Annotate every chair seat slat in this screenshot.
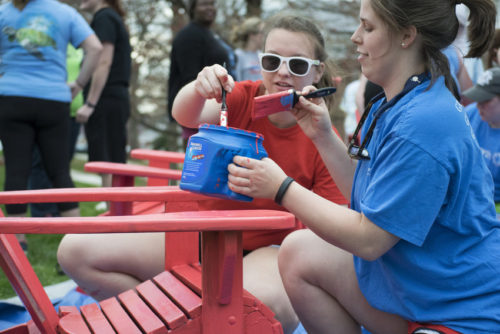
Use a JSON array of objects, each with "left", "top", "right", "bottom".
[
  {"left": 80, "top": 303, "right": 116, "bottom": 334},
  {"left": 118, "top": 290, "right": 167, "bottom": 334},
  {"left": 153, "top": 271, "right": 201, "bottom": 319},
  {"left": 99, "top": 298, "right": 142, "bottom": 334},
  {"left": 136, "top": 280, "right": 188, "bottom": 330}
]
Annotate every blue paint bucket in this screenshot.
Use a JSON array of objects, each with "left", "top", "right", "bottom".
[{"left": 180, "top": 124, "right": 268, "bottom": 201}]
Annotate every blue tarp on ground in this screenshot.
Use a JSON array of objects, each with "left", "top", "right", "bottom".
[{"left": 0, "top": 287, "right": 97, "bottom": 330}]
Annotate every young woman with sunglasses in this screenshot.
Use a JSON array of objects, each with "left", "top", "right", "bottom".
[
  {"left": 227, "top": 1, "right": 500, "bottom": 333},
  {"left": 57, "top": 14, "right": 347, "bottom": 333},
  {"left": 172, "top": 15, "right": 348, "bottom": 333}
]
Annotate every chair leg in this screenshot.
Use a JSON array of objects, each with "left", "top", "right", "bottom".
[
  {"left": 0, "top": 234, "right": 59, "bottom": 334},
  {"left": 201, "top": 231, "right": 244, "bottom": 334}
]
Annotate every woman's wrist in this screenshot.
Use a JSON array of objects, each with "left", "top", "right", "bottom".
[
  {"left": 75, "top": 78, "right": 85, "bottom": 89},
  {"left": 85, "top": 101, "right": 97, "bottom": 108},
  {"left": 275, "top": 176, "right": 294, "bottom": 205},
  {"left": 311, "top": 128, "right": 336, "bottom": 148}
]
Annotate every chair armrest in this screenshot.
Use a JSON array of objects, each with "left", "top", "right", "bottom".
[
  {"left": 130, "top": 149, "right": 185, "bottom": 164},
  {"left": 84, "top": 162, "right": 182, "bottom": 180},
  {"left": 129, "top": 150, "right": 185, "bottom": 186},
  {"left": 0, "top": 210, "right": 295, "bottom": 234},
  {"left": 0, "top": 186, "right": 206, "bottom": 204},
  {"left": 84, "top": 161, "right": 182, "bottom": 187}
]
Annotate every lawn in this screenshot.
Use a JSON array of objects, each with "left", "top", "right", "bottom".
[{"left": 0, "top": 154, "right": 116, "bottom": 299}]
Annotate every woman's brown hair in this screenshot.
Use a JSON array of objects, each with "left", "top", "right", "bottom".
[
  {"left": 370, "top": 0, "right": 496, "bottom": 98},
  {"left": 484, "top": 29, "right": 500, "bottom": 69},
  {"left": 105, "top": 0, "right": 126, "bottom": 19}
]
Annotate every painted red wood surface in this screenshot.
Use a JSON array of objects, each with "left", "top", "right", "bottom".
[
  {"left": 84, "top": 161, "right": 182, "bottom": 181},
  {"left": 130, "top": 149, "right": 185, "bottom": 164},
  {"left": 99, "top": 297, "right": 142, "bottom": 333},
  {"left": 80, "top": 303, "right": 115, "bottom": 334},
  {"left": 118, "top": 289, "right": 167, "bottom": 333},
  {"left": 0, "top": 231, "right": 59, "bottom": 334},
  {"left": 0, "top": 164, "right": 293, "bottom": 334},
  {"left": 172, "top": 264, "right": 202, "bottom": 295},
  {"left": 58, "top": 306, "right": 78, "bottom": 317},
  {"left": 58, "top": 313, "right": 92, "bottom": 334},
  {"left": 136, "top": 280, "right": 188, "bottom": 329},
  {"left": 86, "top": 151, "right": 184, "bottom": 187},
  {"left": 130, "top": 149, "right": 185, "bottom": 186},
  {"left": 0, "top": 210, "right": 295, "bottom": 234},
  {"left": 202, "top": 231, "right": 244, "bottom": 333},
  {"left": 0, "top": 186, "right": 208, "bottom": 204},
  {"left": 154, "top": 271, "right": 202, "bottom": 318}
]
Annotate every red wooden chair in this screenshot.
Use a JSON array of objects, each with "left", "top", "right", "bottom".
[
  {"left": 129, "top": 149, "right": 185, "bottom": 186},
  {"left": 84, "top": 149, "right": 185, "bottom": 216},
  {"left": 0, "top": 186, "right": 295, "bottom": 333}
]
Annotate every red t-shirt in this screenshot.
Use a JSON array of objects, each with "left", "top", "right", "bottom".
[{"left": 198, "top": 80, "right": 348, "bottom": 250}]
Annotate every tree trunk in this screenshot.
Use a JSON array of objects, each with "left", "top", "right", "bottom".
[{"left": 246, "top": 0, "right": 262, "bottom": 17}]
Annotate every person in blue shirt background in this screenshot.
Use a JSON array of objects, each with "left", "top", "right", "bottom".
[
  {"left": 463, "top": 68, "right": 500, "bottom": 211},
  {"left": 0, "top": 0, "right": 102, "bottom": 249},
  {"left": 226, "top": 0, "right": 500, "bottom": 333}
]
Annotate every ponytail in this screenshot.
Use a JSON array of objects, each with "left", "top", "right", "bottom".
[{"left": 461, "top": 0, "right": 496, "bottom": 58}]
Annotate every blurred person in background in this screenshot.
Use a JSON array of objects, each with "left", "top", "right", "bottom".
[
  {"left": 167, "top": 0, "right": 230, "bottom": 150},
  {"left": 231, "top": 16, "right": 264, "bottom": 82},
  {"left": 76, "top": 0, "right": 131, "bottom": 188},
  {"left": 0, "top": 0, "right": 101, "bottom": 251},
  {"left": 463, "top": 68, "right": 500, "bottom": 210},
  {"left": 28, "top": 44, "right": 85, "bottom": 218}
]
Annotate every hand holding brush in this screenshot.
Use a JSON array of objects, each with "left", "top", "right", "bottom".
[{"left": 253, "top": 87, "right": 336, "bottom": 120}]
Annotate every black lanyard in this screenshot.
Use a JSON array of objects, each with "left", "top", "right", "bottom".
[{"left": 348, "top": 73, "right": 427, "bottom": 160}]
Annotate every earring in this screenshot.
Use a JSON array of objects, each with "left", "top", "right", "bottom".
[{"left": 401, "top": 42, "right": 406, "bottom": 47}]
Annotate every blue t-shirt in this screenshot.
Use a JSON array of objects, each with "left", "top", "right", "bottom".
[
  {"left": 466, "top": 103, "right": 500, "bottom": 202},
  {"left": 0, "top": 0, "right": 93, "bottom": 102},
  {"left": 234, "top": 48, "right": 262, "bottom": 82},
  {"left": 351, "top": 76, "right": 500, "bottom": 333}
]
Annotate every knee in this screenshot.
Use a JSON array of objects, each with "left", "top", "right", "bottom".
[
  {"left": 278, "top": 229, "right": 312, "bottom": 278},
  {"left": 57, "top": 234, "right": 90, "bottom": 275}
]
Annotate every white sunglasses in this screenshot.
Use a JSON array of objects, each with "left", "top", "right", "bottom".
[{"left": 258, "top": 53, "right": 320, "bottom": 77}]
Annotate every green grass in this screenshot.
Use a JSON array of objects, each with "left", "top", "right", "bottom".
[{"left": 0, "top": 156, "right": 107, "bottom": 299}]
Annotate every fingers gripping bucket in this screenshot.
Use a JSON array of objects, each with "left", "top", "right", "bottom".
[{"left": 180, "top": 124, "right": 268, "bottom": 201}]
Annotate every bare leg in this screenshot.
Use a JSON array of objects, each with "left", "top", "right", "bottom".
[
  {"left": 243, "top": 246, "right": 298, "bottom": 334},
  {"left": 57, "top": 232, "right": 165, "bottom": 300},
  {"left": 278, "top": 229, "right": 408, "bottom": 334}
]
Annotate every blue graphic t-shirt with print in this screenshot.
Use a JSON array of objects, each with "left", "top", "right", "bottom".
[{"left": 0, "top": 0, "right": 93, "bottom": 102}]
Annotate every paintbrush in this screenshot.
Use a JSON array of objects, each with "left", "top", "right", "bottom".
[
  {"left": 252, "top": 87, "right": 336, "bottom": 120},
  {"left": 220, "top": 62, "right": 228, "bottom": 127},
  {"left": 220, "top": 87, "right": 228, "bottom": 126}
]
